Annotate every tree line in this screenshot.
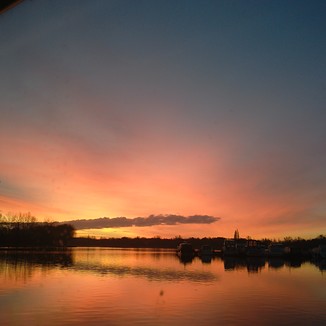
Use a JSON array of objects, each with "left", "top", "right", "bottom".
[
  {"left": 69, "top": 235, "right": 326, "bottom": 251},
  {"left": 69, "top": 235, "right": 226, "bottom": 249},
  {"left": 0, "top": 212, "right": 74, "bottom": 247}
]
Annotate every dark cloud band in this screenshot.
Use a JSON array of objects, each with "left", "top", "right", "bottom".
[{"left": 64, "top": 214, "right": 220, "bottom": 230}]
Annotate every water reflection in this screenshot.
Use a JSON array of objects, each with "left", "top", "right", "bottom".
[
  {"left": 223, "top": 256, "right": 264, "bottom": 273},
  {"left": 268, "top": 258, "right": 285, "bottom": 269},
  {"left": 1, "top": 249, "right": 324, "bottom": 277},
  {"left": 74, "top": 249, "right": 218, "bottom": 283},
  {"left": 221, "top": 255, "right": 323, "bottom": 273},
  {"left": 0, "top": 250, "right": 73, "bottom": 282},
  {"left": 247, "top": 257, "right": 266, "bottom": 273},
  {"left": 0, "top": 248, "right": 325, "bottom": 326},
  {"left": 198, "top": 255, "right": 213, "bottom": 264},
  {"left": 314, "top": 259, "right": 326, "bottom": 272},
  {"left": 176, "top": 254, "right": 195, "bottom": 265},
  {"left": 0, "top": 249, "right": 218, "bottom": 283},
  {"left": 284, "top": 258, "right": 303, "bottom": 268},
  {"left": 73, "top": 260, "right": 218, "bottom": 282},
  {"left": 0, "top": 250, "right": 73, "bottom": 267}
]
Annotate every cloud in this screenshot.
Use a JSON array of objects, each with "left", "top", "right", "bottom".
[{"left": 64, "top": 214, "right": 220, "bottom": 230}]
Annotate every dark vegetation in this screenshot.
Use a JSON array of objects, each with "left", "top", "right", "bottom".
[
  {"left": 69, "top": 236, "right": 226, "bottom": 249},
  {"left": 69, "top": 235, "right": 326, "bottom": 252},
  {"left": 276, "top": 236, "right": 326, "bottom": 254},
  {"left": 0, "top": 213, "right": 74, "bottom": 248}
]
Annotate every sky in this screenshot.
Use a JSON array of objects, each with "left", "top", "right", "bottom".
[{"left": 0, "top": 0, "right": 325, "bottom": 239}]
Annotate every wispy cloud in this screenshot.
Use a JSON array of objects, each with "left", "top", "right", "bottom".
[{"left": 64, "top": 214, "right": 220, "bottom": 230}]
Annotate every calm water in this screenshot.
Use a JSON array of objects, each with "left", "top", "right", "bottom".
[{"left": 1, "top": 248, "right": 325, "bottom": 326}]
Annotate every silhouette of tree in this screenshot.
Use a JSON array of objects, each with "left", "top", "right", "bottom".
[{"left": 0, "top": 213, "right": 75, "bottom": 247}]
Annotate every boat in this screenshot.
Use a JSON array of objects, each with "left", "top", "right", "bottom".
[
  {"left": 198, "top": 245, "right": 213, "bottom": 257},
  {"left": 222, "top": 229, "right": 267, "bottom": 257},
  {"left": 312, "top": 245, "right": 326, "bottom": 259},
  {"left": 222, "top": 239, "right": 239, "bottom": 256},
  {"left": 246, "top": 240, "right": 266, "bottom": 257},
  {"left": 267, "top": 243, "right": 289, "bottom": 257},
  {"left": 176, "top": 242, "right": 195, "bottom": 258},
  {"left": 236, "top": 239, "right": 248, "bottom": 255}
]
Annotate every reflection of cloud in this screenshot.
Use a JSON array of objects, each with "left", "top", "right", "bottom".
[
  {"left": 72, "top": 261, "right": 218, "bottom": 283},
  {"left": 64, "top": 214, "right": 220, "bottom": 230},
  {"left": 0, "top": 251, "right": 218, "bottom": 283}
]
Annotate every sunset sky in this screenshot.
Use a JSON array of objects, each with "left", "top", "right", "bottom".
[{"left": 1, "top": 0, "right": 325, "bottom": 239}]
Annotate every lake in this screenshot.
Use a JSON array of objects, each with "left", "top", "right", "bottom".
[{"left": 1, "top": 248, "right": 325, "bottom": 325}]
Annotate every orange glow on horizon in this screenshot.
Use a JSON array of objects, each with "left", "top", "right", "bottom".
[{"left": 1, "top": 106, "right": 325, "bottom": 240}]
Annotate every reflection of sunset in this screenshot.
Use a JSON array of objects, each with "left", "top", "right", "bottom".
[{"left": 1, "top": 248, "right": 325, "bottom": 325}]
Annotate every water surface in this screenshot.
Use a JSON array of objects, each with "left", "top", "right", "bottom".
[{"left": 1, "top": 248, "right": 325, "bottom": 325}]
